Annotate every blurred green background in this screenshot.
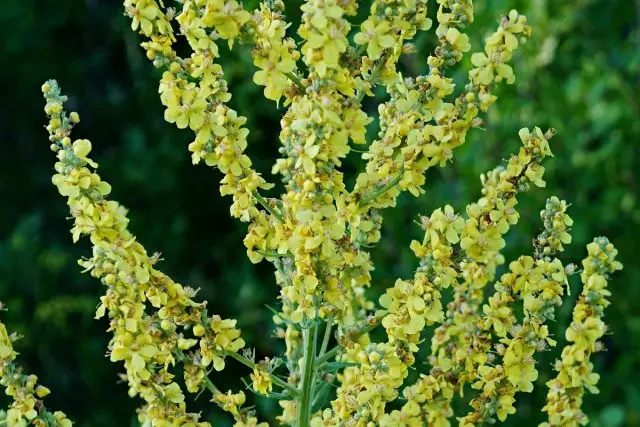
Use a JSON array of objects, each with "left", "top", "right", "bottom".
[{"left": 0, "top": 0, "right": 638, "bottom": 425}]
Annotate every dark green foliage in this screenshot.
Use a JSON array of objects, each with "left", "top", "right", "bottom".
[{"left": 0, "top": 0, "right": 638, "bottom": 425}]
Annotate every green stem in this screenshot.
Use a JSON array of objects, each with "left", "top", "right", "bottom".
[
  {"left": 252, "top": 190, "right": 285, "bottom": 223},
  {"left": 359, "top": 169, "right": 403, "bottom": 207},
  {"left": 224, "top": 350, "right": 298, "bottom": 395},
  {"left": 297, "top": 325, "right": 318, "bottom": 427},
  {"left": 318, "top": 316, "right": 333, "bottom": 358},
  {"left": 316, "top": 316, "right": 383, "bottom": 365},
  {"left": 285, "top": 72, "right": 305, "bottom": 91},
  {"left": 202, "top": 374, "right": 221, "bottom": 395}
]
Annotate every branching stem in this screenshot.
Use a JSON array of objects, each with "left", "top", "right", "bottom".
[
  {"left": 316, "top": 315, "right": 384, "bottom": 365},
  {"left": 285, "top": 72, "right": 305, "bottom": 91},
  {"left": 359, "top": 170, "right": 403, "bottom": 207},
  {"left": 252, "top": 190, "right": 285, "bottom": 223},
  {"left": 224, "top": 350, "right": 298, "bottom": 395}
]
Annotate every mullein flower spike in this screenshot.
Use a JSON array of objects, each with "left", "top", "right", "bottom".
[{"left": 32, "top": 1, "right": 621, "bottom": 426}]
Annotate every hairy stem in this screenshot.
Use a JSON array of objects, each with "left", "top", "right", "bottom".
[
  {"left": 224, "top": 350, "right": 298, "bottom": 395},
  {"left": 252, "top": 190, "right": 285, "bottom": 223},
  {"left": 297, "top": 325, "right": 318, "bottom": 427},
  {"left": 318, "top": 316, "right": 334, "bottom": 358},
  {"left": 316, "top": 315, "right": 383, "bottom": 365},
  {"left": 359, "top": 169, "right": 403, "bottom": 207},
  {"left": 285, "top": 72, "right": 306, "bottom": 91}
]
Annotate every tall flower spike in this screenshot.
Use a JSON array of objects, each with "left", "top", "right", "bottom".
[
  {"left": 42, "top": 80, "right": 277, "bottom": 426},
  {"left": 379, "top": 128, "right": 555, "bottom": 426},
  {"left": 541, "top": 237, "right": 622, "bottom": 426},
  {"left": 127, "top": 0, "right": 277, "bottom": 223},
  {"left": 348, "top": 9, "right": 532, "bottom": 247},
  {"left": 458, "top": 197, "right": 574, "bottom": 425}
]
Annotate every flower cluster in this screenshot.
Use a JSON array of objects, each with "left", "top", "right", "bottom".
[
  {"left": 31, "top": 1, "right": 623, "bottom": 426},
  {"left": 250, "top": 1, "right": 300, "bottom": 102},
  {"left": 541, "top": 237, "right": 622, "bottom": 426},
  {"left": 378, "top": 128, "right": 557, "bottom": 426},
  {"left": 0, "top": 303, "right": 72, "bottom": 427},
  {"left": 350, "top": 4, "right": 530, "bottom": 220},
  {"left": 127, "top": 0, "right": 276, "bottom": 223},
  {"left": 534, "top": 196, "right": 574, "bottom": 259},
  {"left": 459, "top": 258, "right": 569, "bottom": 425},
  {"left": 455, "top": 193, "right": 574, "bottom": 425},
  {"left": 42, "top": 80, "right": 274, "bottom": 426},
  {"left": 331, "top": 342, "right": 408, "bottom": 423}
]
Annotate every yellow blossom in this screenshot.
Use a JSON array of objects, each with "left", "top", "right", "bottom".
[
  {"left": 354, "top": 19, "right": 396, "bottom": 60},
  {"left": 251, "top": 368, "right": 273, "bottom": 395},
  {"left": 253, "top": 49, "right": 296, "bottom": 101}
]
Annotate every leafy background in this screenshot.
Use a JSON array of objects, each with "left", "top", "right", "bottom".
[{"left": 0, "top": 0, "right": 638, "bottom": 425}]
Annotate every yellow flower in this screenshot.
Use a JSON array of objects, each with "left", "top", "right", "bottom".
[
  {"left": 35, "top": 385, "right": 50, "bottom": 398},
  {"left": 164, "top": 382, "right": 185, "bottom": 404},
  {"left": 202, "top": 0, "right": 251, "bottom": 40},
  {"left": 213, "top": 390, "right": 246, "bottom": 416},
  {"left": 72, "top": 138, "right": 98, "bottom": 167},
  {"left": 497, "top": 394, "right": 516, "bottom": 421},
  {"left": 470, "top": 52, "right": 515, "bottom": 85},
  {"left": 164, "top": 86, "right": 208, "bottom": 130},
  {"left": 482, "top": 293, "right": 514, "bottom": 337},
  {"left": 504, "top": 341, "right": 538, "bottom": 392},
  {"left": 565, "top": 317, "right": 605, "bottom": 349},
  {"left": 342, "top": 108, "right": 371, "bottom": 145},
  {"left": 305, "top": 30, "right": 348, "bottom": 69},
  {"left": 251, "top": 368, "right": 273, "bottom": 395},
  {"left": 301, "top": 2, "right": 343, "bottom": 30},
  {"left": 445, "top": 28, "right": 470, "bottom": 53},
  {"left": 124, "top": 0, "right": 161, "bottom": 37},
  {"left": 253, "top": 49, "right": 296, "bottom": 101},
  {"left": 460, "top": 218, "right": 505, "bottom": 260},
  {"left": 354, "top": 19, "right": 395, "bottom": 60}
]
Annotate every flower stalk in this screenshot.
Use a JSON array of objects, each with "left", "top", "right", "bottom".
[
  {"left": 297, "top": 325, "right": 318, "bottom": 427},
  {"left": 224, "top": 350, "right": 298, "bottom": 395},
  {"left": 252, "top": 190, "right": 285, "bottom": 223}
]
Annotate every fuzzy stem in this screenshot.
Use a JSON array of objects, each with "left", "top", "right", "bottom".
[
  {"left": 285, "top": 72, "right": 305, "bottom": 91},
  {"left": 252, "top": 190, "right": 285, "bottom": 223},
  {"left": 224, "top": 350, "right": 298, "bottom": 395},
  {"left": 297, "top": 325, "right": 318, "bottom": 427},
  {"left": 359, "top": 170, "right": 403, "bottom": 207},
  {"left": 318, "top": 316, "right": 334, "bottom": 358},
  {"left": 316, "top": 316, "right": 383, "bottom": 365}
]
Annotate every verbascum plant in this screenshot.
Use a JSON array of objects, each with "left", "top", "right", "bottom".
[
  {"left": 24, "top": 1, "right": 622, "bottom": 426},
  {"left": 0, "top": 303, "right": 72, "bottom": 426}
]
